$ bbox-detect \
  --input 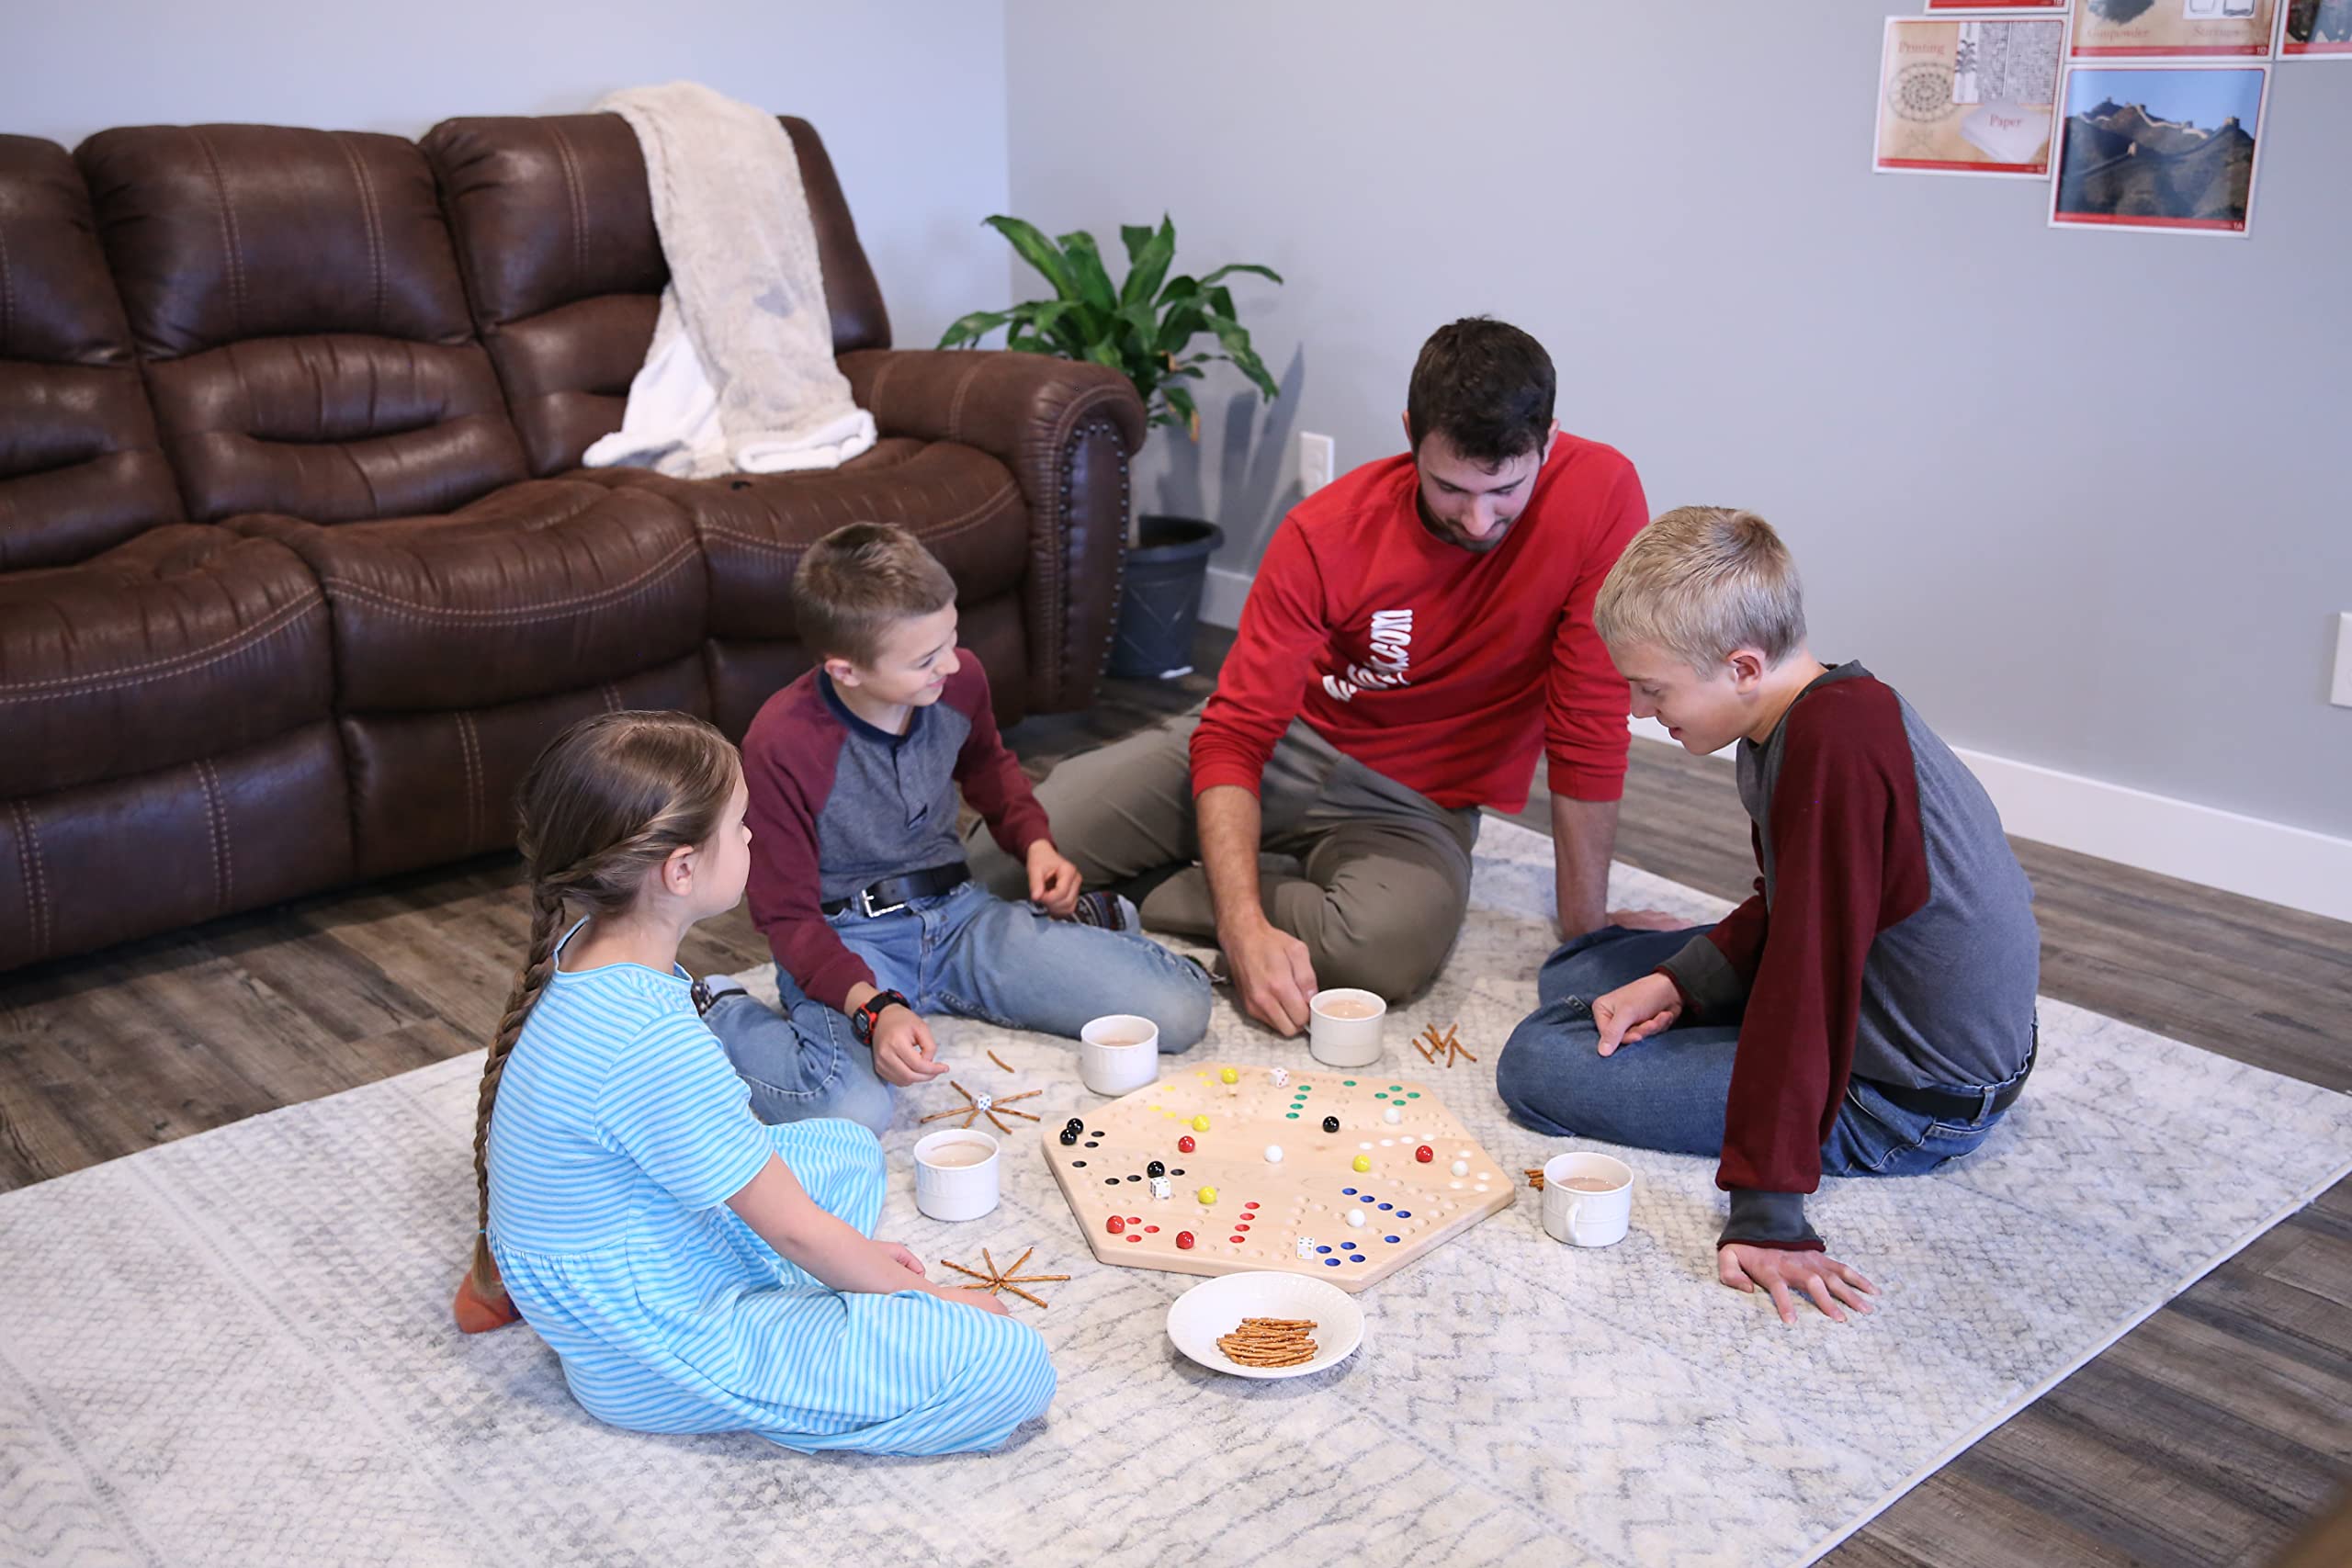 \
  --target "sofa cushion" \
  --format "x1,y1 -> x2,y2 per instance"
0,525 -> 330,797
590,436 -> 1028,641
229,480 -> 705,712
422,112 -> 889,476
0,135 -> 184,570
78,125 -> 528,521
